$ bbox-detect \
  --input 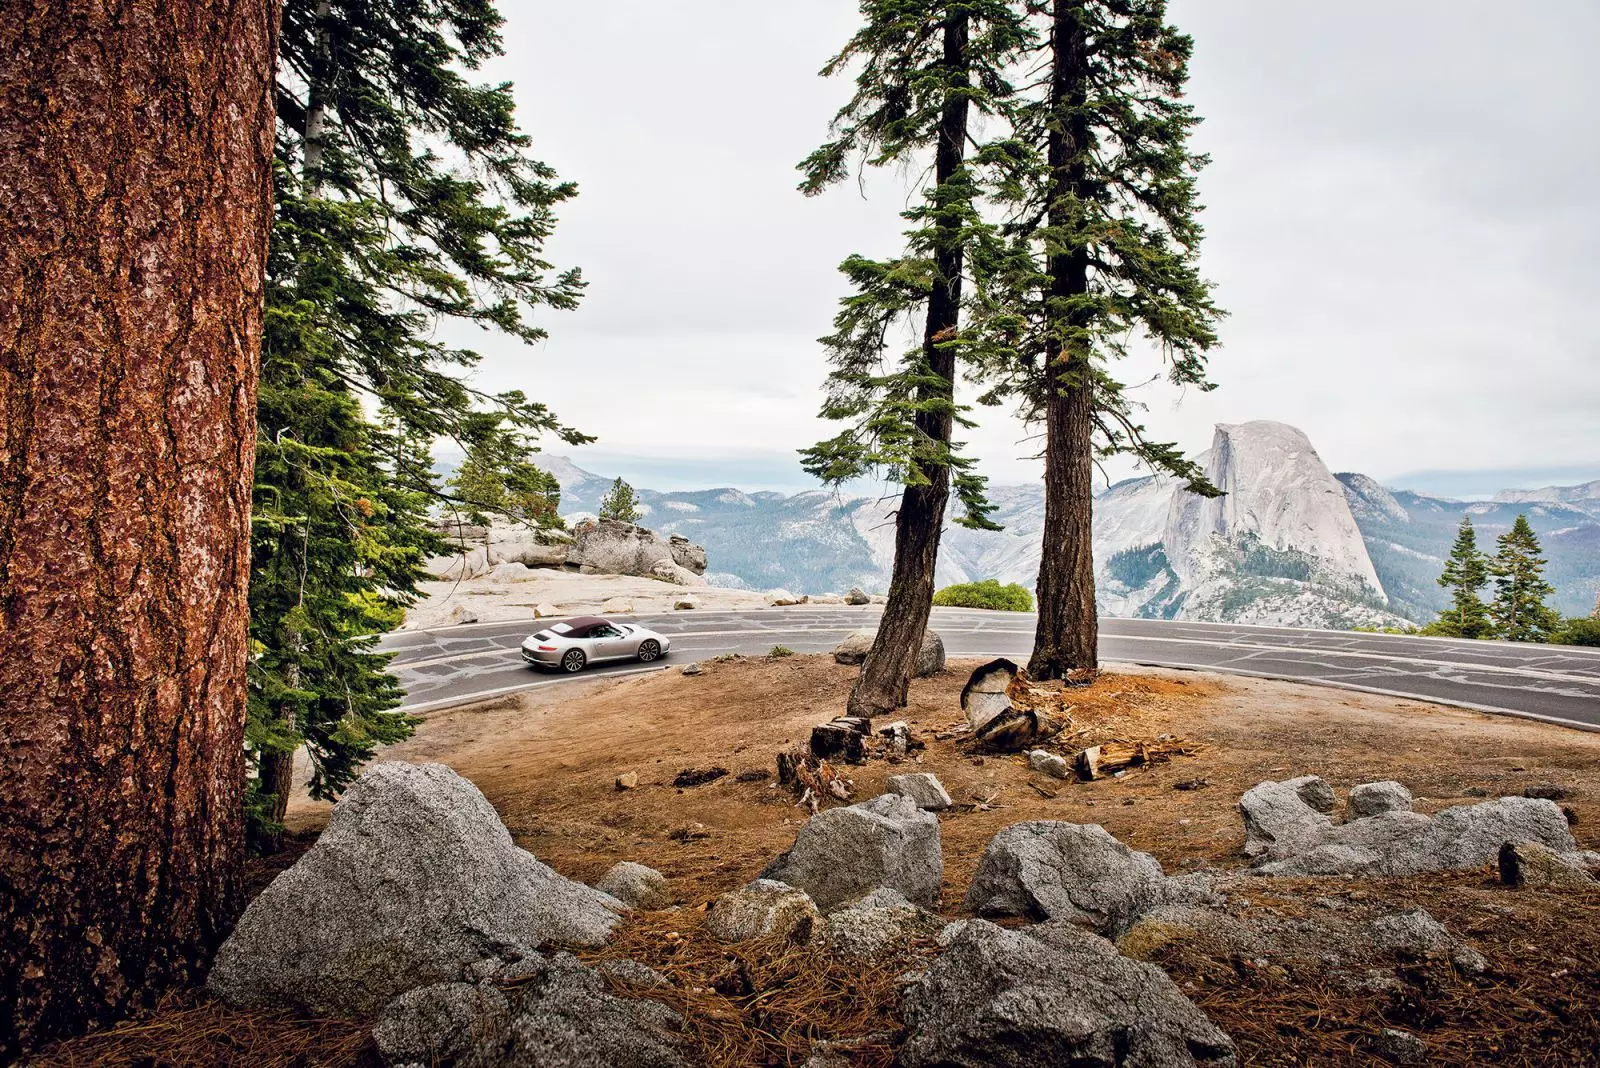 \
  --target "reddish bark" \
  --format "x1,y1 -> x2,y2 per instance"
1030,0 -> 1099,678
0,0 -> 279,1054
